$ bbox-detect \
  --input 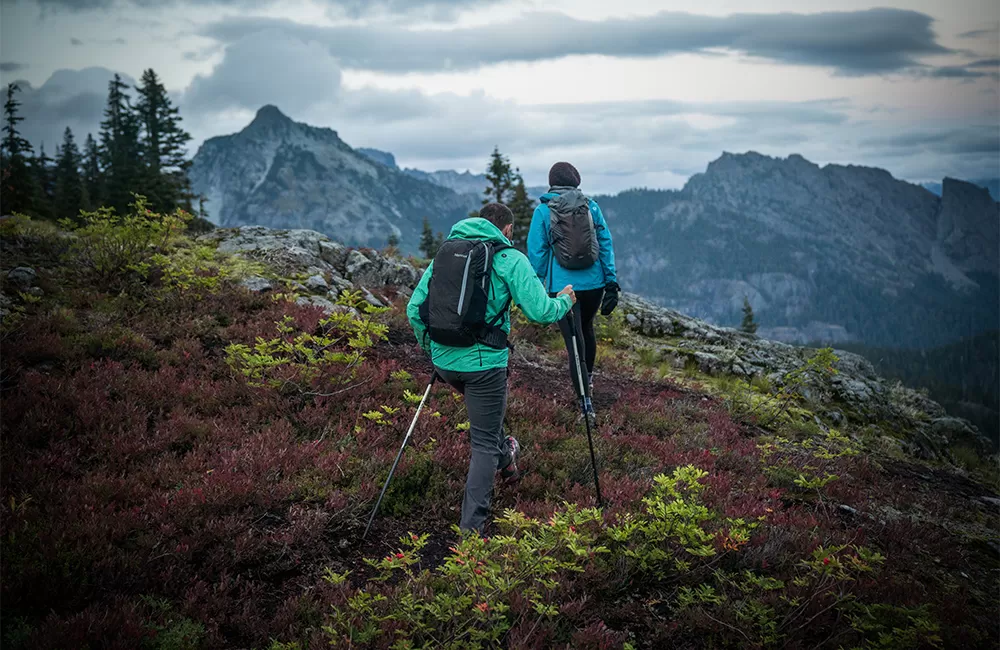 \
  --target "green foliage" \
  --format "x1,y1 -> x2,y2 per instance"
507,173 -> 534,251
60,194 -> 191,288
595,308 -> 627,345
842,602 -> 942,649
324,506 -> 607,649
225,290 -> 388,395
607,466 -> 756,578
